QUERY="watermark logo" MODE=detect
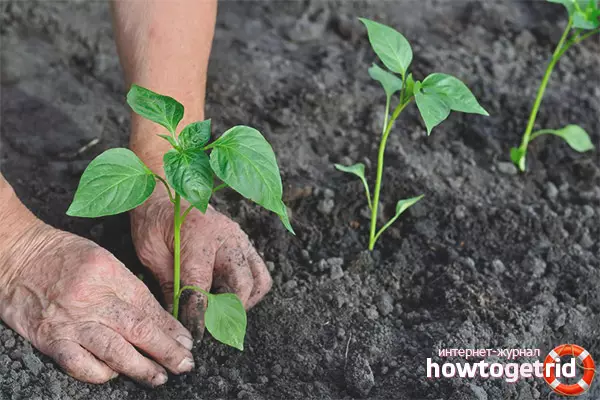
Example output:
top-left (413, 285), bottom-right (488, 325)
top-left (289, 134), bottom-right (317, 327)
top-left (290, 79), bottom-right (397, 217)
top-left (428, 344), bottom-right (596, 396)
top-left (543, 344), bottom-right (595, 396)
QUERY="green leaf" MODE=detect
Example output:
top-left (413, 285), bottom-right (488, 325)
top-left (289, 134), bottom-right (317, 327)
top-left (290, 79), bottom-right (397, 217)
top-left (414, 89), bottom-right (451, 135)
top-left (374, 194), bottom-right (424, 243)
top-left (359, 18), bottom-right (413, 77)
top-left (205, 293), bottom-right (247, 351)
top-left (368, 63), bottom-right (403, 101)
top-left (547, 0), bottom-right (590, 15)
top-left (180, 120), bottom-right (211, 151)
top-left (67, 148), bottom-right (156, 217)
top-left (158, 134), bottom-right (179, 148)
top-left (334, 163), bottom-right (372, 209)
top-left (548, 0), bottom-right (600, 28)
top-left (531, 125), bottom-right (595, 152)
top-left (573, 10), bottom-right (600, 29)
top-left (421, 73), bottom-right (489, 116)
top-left (126, 84), bottom-right (184, 134)
top-left (164, 150), bottom-right (213, 212)
top-left (510, 147), bottom-right (527, 172)
top-left (208, 126), bottom-right (294, 234)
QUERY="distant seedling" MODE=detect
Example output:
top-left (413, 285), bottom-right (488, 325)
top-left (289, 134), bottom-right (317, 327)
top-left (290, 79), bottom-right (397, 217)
top-left (511, 0), bottom-right (598, 171)
top-left (336, 18), bottom-right (489, 250)
top-left (67, 85), bottom-right (293, 350)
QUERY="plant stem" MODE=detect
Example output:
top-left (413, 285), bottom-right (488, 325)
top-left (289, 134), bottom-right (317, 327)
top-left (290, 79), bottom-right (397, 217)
top-left (212, 182), bottom-right (228, 193)
top-left (172, 194), bottom-right (183, 319)
top-left (518, 18), bottom-right (573, 158)
top-left (368, 98), bottom-right (412, 251)
top-left (155, 175), bottom-right (175, 203)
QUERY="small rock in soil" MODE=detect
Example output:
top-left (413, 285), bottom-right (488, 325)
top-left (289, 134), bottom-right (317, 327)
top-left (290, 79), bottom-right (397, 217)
top-left (317, 198), bottom-right (334, 214)
top-left (22, 354), bottom-right (43, 375)
top-left (491, 259), bottom-right (506, 274)
top-left (497, 162), bottom-right (517, 175)
top-left (579, 231), bottom-right (594, 249)
top-left (469, 384), bottom-right (488, 400)
top-left (345, 354), bottom-right (375, 398)
top-left (545, 182), bottom-right (558, 199)
top-left (523, 255), bottom-right (546, 278)
top-left (266, 261), bottom-right (275, 273)
top-left (454, 205), bottom-right (467, 220)
top-left (330, 264), bottom-right (344, 280)
top-left (376, 292), bottom-right (394, 316)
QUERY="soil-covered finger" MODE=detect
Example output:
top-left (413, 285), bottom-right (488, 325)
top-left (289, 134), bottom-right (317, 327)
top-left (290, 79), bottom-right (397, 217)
top-left (45, 339), bottom-right (117, 384)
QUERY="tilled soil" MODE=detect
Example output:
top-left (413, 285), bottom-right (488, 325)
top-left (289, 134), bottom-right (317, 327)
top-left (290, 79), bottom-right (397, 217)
top-left (1, 1), bottom-right (599, 399)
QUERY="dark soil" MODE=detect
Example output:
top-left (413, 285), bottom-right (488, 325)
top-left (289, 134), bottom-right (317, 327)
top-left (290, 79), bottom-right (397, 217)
top-left (1, 1), bottom-right (599, 399)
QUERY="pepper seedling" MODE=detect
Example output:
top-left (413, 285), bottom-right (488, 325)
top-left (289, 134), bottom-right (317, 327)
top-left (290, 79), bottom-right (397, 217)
top-left (67, 85), bottom-right (293, 350)
top-left (336, 18), bottom-right (488, 250)
top-left (511, 0), bottom-right (598, 171)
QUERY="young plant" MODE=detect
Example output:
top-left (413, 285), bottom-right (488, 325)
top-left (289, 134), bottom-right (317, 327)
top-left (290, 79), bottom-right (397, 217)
top-left (511, 0), bottom-right (598, 171)
top-left (336, 18), bottom-right (488, 250)
top-left (67, 85), bottom-right (293, 350)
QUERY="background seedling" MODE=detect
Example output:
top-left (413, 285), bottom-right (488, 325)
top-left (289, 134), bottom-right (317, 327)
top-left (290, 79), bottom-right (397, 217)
top-left (336, 18), bottom-right (488, 250)
top-left (511, 0), bottom-right (598, 171)
top-left (67, 85), bottom-right (293, 350)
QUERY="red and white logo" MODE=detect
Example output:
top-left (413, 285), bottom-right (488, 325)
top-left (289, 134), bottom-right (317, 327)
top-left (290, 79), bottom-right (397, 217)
top-left (543, 344), bottom-right (596, 396)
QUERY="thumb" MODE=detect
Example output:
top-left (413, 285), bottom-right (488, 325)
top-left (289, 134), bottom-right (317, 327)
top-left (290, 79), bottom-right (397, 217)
top-left (178, 247), bottom-right (215, 341)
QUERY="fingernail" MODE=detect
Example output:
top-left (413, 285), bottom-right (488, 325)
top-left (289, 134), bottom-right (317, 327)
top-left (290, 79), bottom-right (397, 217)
top-left (176, 335), bottom-right (193, 350)
top-left (152, 373), bottom-right (168, 387)
top-left (110, 371), bottom-right (119, 380)
top-left (178, 357), bottom-right (195, 372)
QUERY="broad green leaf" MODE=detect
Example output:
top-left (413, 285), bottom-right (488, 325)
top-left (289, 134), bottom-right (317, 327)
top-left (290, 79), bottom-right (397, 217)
top-left (414, 89), bottom-right (451, 135)
top-left (573, 9), bottom-right (600, 29)
top-left (421, 73), bottom-right (489, 116)
top-left (359, 18), bottom-right (413, 77)
top-left (164, 150), bottom-right (213, 212)
top-left (205, 293), bottom-right (247, 351)
top-left (510, 147), bottom-right (527, 172)
top-left (208, 126), bottom-right (294, 234)
top-left (532, 125), bottom-right (595, 152)
top-left (179, 120), bottom-right (211, 151)
top-left (368, 63), bottom-right (403, 101)
top-left (158, 134), bottom-right (179, 148)
top-left (547, 0), bottom-right (591, 15)
top-left (127, 84), bottom-right (184, 134)
top-left (334, 163), bottom-right (372, 209)
top-left (67, 148), bottom-right (155, 217)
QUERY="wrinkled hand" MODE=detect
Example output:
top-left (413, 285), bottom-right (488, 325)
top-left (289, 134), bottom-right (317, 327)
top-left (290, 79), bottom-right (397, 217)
top-left (130, 188), bottom-right (272, 339)
top-left (0, 221), bottom-right (195, 386)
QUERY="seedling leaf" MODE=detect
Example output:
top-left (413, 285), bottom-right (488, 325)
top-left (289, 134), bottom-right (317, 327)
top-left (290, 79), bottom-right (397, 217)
top-left (374, 195), bottom-right (424, 243)
top-left (127, 84), bottom-right (184, 134)
top-left (334, 163), bottom-right (372, 209)
top-left (547, 0), bottom-right (591, 15)
top-left (421, 73), bottom-right (489, 116)
top-left (531, 125), bottom-right (595, 152)
top-left (368, 63), bottom-right (403, 101)
top-left (180, 120), bottom-right (211, 151)
top-left (67, 148), bottom-right (156, 217)
top-left (164, 149), bottom-right (213, 213)
top-left (205, 293), bottom-right (247, 351)
top-left (510, 147), bottom-right (527, 172)
top-left (208, 126), bottom-right (293, 233)
top-left (359, 18), bottom-right (413, 77)
top-left (402, 73), bottom-right (415, 103)
top-left (414, 89), bottom-right (451, 135)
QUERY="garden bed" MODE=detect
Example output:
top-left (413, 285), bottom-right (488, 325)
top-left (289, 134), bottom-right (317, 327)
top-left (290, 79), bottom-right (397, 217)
top-left (1, 1), bottom-right (599, 399)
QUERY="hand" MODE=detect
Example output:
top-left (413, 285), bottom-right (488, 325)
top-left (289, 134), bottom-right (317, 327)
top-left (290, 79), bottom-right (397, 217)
top-left (130, 187), bottom-right (272, 339)
top-left (0, 220), bottom-right (195, 386)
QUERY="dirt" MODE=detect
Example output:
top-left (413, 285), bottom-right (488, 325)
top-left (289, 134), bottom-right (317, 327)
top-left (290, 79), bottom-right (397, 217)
top-left (1, 0), bottom-right (599, 399)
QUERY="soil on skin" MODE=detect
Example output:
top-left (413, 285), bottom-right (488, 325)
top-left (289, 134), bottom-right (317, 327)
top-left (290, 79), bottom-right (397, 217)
top-left (1, 1), bottom-right (599, 399)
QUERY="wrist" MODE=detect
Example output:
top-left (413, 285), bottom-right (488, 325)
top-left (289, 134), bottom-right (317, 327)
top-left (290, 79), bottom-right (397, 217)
top-left (0, 180), bottom-right (45, 291)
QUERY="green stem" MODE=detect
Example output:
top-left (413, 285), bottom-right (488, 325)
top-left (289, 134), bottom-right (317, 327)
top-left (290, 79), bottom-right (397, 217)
top-left (529, 129), bottom-right (557, 141)
top-left (519, 18), bottom-right (573, 155)
top-left (212, 182), bottom-right (228, 193)
top-left (155, 175), bottom-right (175, 203)
top-left (368, 98), bottom-right (412, 251)
top-left (178, 285), bottom-right (210, 299)
top-left (172, 194), bottom-right (183, 319)
top-left (556, 28), bottom-right (600, 59)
